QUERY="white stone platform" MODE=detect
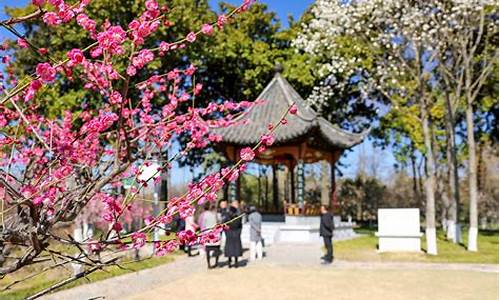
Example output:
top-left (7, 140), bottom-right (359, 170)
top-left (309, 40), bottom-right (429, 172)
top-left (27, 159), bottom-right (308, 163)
top-left (241, 215), bottom-right (357, 245)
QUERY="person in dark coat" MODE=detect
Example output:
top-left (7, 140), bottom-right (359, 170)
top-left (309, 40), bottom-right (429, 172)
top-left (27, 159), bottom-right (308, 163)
top-left (319, 205), bottom-right (334, 264)
top-left (224, 205), bottom-right (243, 268)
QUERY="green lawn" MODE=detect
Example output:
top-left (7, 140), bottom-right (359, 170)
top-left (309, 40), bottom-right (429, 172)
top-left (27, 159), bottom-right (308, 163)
top-left (335, 228), bottom-right (499, 264)
top-left (0, 252), bottom-right (176, 300)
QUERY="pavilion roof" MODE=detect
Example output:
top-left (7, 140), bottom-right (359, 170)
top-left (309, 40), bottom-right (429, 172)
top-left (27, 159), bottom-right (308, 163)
top-left (212, 72), bottom-right (368, 149)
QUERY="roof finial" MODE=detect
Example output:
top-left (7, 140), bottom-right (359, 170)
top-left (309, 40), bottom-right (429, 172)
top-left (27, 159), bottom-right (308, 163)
top-left (274, 63), bottom-right (283, 76)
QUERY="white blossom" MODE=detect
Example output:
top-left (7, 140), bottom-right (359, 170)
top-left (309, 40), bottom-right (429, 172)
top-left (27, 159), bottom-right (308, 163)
top-left (293, 0), bottom-right (498, 109)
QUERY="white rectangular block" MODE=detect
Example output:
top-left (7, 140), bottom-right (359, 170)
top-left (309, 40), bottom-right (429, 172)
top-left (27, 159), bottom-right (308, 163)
top-left (376, 208), bottom-right (423, 252)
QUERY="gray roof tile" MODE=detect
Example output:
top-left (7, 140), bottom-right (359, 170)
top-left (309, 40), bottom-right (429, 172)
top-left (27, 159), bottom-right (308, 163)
top-left (212, 73), bottom-right (367, 149)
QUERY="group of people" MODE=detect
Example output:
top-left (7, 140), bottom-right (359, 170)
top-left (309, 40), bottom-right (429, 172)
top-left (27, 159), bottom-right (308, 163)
top-left (182, 200), bottom-right (335, 267)
top-left (184, 199), bottom-right (264, 269)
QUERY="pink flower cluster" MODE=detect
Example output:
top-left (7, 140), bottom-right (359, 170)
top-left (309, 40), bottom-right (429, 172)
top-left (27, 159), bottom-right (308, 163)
top-left (240, 147), bottom-right (255, 161)
top-left (127, 0), bottom-right (161, 46)
top-left (131, 232), bottom-right (147, 249)
top-left (131, 49), bottom-right (155, 70)
top-left (36, 62), bottom-right (57, 82)
top-left (0, 0), bottom-right (265, 260)
top-left (76, 13), bottom-right (97, 35)
top-left (177, 229), bottom-right (197, 246)
top-left (42, 0), bottom-right (90, 26)
top-left (67, 48), bottom-right (85, 66)
top-left (95, 25), bottom-right (127, 56)
top-left (154, 239), bottom-right (179, 256)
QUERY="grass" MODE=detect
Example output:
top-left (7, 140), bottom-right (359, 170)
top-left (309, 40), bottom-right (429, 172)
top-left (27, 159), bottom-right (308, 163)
top-left (335, 227), bottom-right (499, 264)
top-left (0, 251), bottom-right (176, 300)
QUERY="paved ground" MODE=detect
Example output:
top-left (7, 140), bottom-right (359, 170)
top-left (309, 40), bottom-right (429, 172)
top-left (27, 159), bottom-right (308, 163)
top-left (43, 243), bottom-right (499, 300)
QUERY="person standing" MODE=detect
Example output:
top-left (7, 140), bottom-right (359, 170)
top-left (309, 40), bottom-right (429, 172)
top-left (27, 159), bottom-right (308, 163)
top-left (224, 204), bottom-right (243, 268)
top-left (320, 205), bottom-right (334, 264)
top-left (199, 203), bottom-right (220, 269)
top-left (248, 206), bottom-right (263, 261)
top-left (218, 200), bottom-right (229, 249)
top-left (185, 214), bottom-right (198, 257)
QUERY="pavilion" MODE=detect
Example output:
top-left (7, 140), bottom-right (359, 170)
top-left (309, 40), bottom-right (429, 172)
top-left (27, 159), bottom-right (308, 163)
top-left (213, 68), bottom-right (368, 215)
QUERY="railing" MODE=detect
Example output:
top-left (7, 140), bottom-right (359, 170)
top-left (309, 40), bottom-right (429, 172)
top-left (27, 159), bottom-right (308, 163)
top-left (283, 201), bottom-right (321, 216)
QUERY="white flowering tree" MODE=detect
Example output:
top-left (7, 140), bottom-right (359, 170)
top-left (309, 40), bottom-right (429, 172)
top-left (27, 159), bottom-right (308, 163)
top-left (295, 0), bottom-right (498, 253)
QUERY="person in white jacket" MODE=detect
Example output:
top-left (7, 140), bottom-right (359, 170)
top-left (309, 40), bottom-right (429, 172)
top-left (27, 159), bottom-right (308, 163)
top-left (185, 214), bottom-right (198, 256)
top-left (248, 206), bottom-right (263, 261)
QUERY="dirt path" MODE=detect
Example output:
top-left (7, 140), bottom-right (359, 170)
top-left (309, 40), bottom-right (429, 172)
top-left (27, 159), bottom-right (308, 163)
top-left (127, 266), bottom-right (498, 300)
top-left (40, 254), bottom-right (203, 300)
top-left (42, 243), bottom-right (499, 300)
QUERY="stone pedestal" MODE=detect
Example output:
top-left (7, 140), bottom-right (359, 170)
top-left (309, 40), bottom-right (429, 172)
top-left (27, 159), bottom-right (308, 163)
top-left (376, 208), bottom-right (423, 252)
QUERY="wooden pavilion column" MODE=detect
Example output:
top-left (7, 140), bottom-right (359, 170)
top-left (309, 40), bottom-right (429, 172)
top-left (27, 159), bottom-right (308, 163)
top-left (272, 164), bottom-right (279, 210)
top-left (160, 149), bottom-right (169, 208)
top-left (228, 146), bottom-right (239, 202)
top-left (236, 173), bottom-right (241, 201)
top-left (290, 163), bottom-right (296, 204)
top-left (297, 159), bottom-right (305, 207)
top-left (229, 180), bottom-right (237, 201)
top-left (330, 160), bottom-right (338, 211)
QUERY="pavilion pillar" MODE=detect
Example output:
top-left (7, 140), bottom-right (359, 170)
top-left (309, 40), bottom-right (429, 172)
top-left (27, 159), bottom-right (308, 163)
top-left (297, 160), bottom-right (305, 207)
top-left (272, 164), bottom-right (279, 210)
top-left (160, 150), bottom-right (169, 206)
top-left (283, 167), bottom-right (288, 202)
top-left (236, 173), bottom-right (241, 201)
top-left (229, 147), bottom-right (238, 202)
top-left (320, 160), bottom-right (330, 206)
top-left (290, 164), bottom-right (296, 204)
top-left (330, 160), bottom-right (338, 211)
top-left (160, 150), bottom-right (169, 234)
top-left (229, 180), bottom-right (237, 201)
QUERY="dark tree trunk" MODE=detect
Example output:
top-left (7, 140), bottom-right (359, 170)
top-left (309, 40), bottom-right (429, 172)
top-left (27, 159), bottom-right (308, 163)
top-left (410, 149), bottom-right (419, 207)
top-left (444, 94), bottom-right (461, 243)
top-left (466, 91), bottom-right (478, 251)
top-left (419, 95), bottom-right (437, 255)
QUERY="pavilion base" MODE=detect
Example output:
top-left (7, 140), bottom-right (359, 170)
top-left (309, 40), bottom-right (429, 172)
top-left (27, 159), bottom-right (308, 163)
top-left (241, 215), bottom-right (357, 245)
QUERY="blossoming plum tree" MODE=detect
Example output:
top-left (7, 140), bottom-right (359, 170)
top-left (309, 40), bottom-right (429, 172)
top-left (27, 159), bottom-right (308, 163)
top-left (0, 0), bottom-right (296, 295)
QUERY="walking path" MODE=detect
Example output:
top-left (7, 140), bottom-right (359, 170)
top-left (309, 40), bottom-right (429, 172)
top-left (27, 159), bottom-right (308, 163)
top-left (42, 243), bottom-right (499, 300)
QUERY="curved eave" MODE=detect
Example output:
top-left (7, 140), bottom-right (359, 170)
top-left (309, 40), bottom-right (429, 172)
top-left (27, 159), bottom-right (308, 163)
top-left (213, 119), bottom-right (315, 146)
top-left (317, 118), bottom-right (370, 149)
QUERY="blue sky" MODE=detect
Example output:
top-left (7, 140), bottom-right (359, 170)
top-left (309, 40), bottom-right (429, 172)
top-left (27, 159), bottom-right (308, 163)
top-left (1, 0), bottom-right (314, 24)
top-left (0, 0), bottom-right (397, 185)
top-left (209, 0), bottom-right (314, 26)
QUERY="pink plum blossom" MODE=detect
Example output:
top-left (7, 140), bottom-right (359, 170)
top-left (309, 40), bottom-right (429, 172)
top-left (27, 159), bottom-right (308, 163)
top-left (36, 62), bottom-right (56, 82)
top-left (201, 23), bottom-right (214, 35)
top-left (32, 0), bottom-right (46, 6)
top-left (260, 133), bottom-right (274, 146)
top-left (17, 38), bottom-right (29, 48)
top-left (67, 48), bottom-right (85, 65)
top-left (186, 32), bottom-right (197, 43)
top-left (240, 147), bottom-right (255, 161)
